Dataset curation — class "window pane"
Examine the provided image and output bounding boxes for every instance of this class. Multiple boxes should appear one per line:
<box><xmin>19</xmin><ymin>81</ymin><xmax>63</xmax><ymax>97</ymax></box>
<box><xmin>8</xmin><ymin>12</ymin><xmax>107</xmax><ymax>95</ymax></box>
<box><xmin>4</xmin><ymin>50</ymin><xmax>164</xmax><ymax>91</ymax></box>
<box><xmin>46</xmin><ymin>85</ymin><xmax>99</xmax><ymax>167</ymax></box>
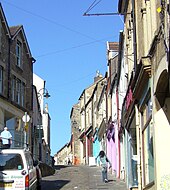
<box><xmin>147</xmin><ymin>99</ymin><xmax>152</xmax><ymax>118</ymax></box>
<box><xmin>143</xmin><ymin>121</ymin><xmax>154</xmax><ymax>185</ymax></box>
<box><xmin>16</xmin><ymin>79</ymin><xmax>21</xmax><ymax>104</ymax></box>
<box><xmin>16</xmin><ymin>41</ymin><xmax>21</xmax><ymax>67</ymax></box>
<box><xmin>21</xmin><ymin>82</ymin><xmax>25</xmax><ymax>106</ymax></box>
<box><xmin>11</xmin><ymin>78</ymin><xmax>16</xmax><ymax>101</ymax></box>
<box><xmin>0</xmin><ymin>153</ymin><xmax>23</xmax><ymax>170</ymax></box>
<box><xmin>11</xmin><ymin>77</ymin><xmax>25</xmax><ymax>106</ymax></box>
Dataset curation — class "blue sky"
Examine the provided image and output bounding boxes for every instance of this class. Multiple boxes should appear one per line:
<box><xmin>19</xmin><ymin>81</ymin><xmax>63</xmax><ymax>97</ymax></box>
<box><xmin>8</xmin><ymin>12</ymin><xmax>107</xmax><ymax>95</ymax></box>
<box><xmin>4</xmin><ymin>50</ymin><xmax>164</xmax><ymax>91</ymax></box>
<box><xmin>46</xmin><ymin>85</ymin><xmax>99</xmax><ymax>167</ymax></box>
<box><xmin>1</xmin><ymin>0</ymin><xmax>123</xmax><ymax>155</ymax></box>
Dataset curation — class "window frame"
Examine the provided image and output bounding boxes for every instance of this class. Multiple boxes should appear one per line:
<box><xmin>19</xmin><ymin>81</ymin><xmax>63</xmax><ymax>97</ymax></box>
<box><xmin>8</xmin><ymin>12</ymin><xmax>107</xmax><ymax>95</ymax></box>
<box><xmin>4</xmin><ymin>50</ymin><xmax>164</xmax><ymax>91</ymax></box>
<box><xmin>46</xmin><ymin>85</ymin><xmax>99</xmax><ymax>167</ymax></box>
<box><xmin>16</xmin><ymin>40</ymin><xmax>22</xmax><ymax>68</ymax></box>
<box><xmin>11</xmin><ymin>76</ymin><xmax>25</xmax><ymax>107</ymax></box>
<box><xmin>21</xmin><ymin>82</ymin><xmax>25</xmax><ymax>107</ymax></box>
<box><xmin>25</xmin><ymin>153</ymin><xmax>33</xmax><ymax>169</ymax></box>
<box><xmin>141</xmin><ymin>98</ymin><xmax>154</xmax><ymax>187</ymax></box>
<box><xmin>16</xmin><ymin>78</ymin><xmax>21</xmax><ymax>104</ymax></box>
<box><xmin>0</xmin><ymin>153</ymin><xmax>24</xmax><ymax>170</ymax></box>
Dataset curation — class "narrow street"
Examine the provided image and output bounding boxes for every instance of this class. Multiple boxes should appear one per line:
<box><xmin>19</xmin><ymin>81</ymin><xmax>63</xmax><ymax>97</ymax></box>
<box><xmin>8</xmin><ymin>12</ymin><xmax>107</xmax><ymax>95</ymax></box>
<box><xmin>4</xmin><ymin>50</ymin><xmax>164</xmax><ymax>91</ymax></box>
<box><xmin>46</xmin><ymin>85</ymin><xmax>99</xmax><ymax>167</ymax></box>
<box><xmin>42</xmin><ymin>165</ymin><xmax>127</xmax><ymax>190</ymax></box>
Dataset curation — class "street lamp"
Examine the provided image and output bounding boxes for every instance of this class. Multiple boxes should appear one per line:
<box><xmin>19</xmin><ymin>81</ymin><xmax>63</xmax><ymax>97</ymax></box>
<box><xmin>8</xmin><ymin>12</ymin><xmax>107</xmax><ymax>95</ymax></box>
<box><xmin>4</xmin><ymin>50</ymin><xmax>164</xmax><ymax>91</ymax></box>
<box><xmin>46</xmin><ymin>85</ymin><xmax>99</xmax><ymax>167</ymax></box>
<box><xmin>38</xmin><ymin>88</ymin><xmax>51</xmax><ymax>99</ymax></box>
<box><xmin>37</xmin><ymin>87</ymin><xmax>50</xmax><ymax>162</ymax></box>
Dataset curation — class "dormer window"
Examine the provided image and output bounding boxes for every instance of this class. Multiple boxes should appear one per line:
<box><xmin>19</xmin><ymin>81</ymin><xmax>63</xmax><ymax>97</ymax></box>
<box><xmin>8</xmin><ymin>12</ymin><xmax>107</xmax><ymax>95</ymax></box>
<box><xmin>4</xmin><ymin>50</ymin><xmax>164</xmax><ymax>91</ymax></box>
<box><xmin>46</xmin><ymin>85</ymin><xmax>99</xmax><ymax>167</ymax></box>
<box><xmin>16</xmin><ymin>40</ymin><xmax>22</xmax><ymax>68</ymax></box>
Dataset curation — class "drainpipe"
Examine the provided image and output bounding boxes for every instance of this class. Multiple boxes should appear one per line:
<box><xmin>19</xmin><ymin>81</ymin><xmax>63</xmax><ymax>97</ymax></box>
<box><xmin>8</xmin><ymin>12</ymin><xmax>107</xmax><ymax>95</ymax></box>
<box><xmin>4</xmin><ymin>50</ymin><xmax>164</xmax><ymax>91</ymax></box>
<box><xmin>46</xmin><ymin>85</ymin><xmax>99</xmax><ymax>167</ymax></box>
<box><xmin>7</xmin><ymin>39</ymin><xmax>11</xmax><ymax>99</ymax></box>
<box><xmin>84</xmin><ymin>92</ymin><xmax>88</xmax><ymax>165</ymax></box>
<box><xmin>92</xmin><ymin>94</ymin><xmax>94</xmax><ymax>157</ymax></box>
<box><xmin>132</xmin><ymin>0</ymin><xmax>137</xmax><ymax>72</ymax></box>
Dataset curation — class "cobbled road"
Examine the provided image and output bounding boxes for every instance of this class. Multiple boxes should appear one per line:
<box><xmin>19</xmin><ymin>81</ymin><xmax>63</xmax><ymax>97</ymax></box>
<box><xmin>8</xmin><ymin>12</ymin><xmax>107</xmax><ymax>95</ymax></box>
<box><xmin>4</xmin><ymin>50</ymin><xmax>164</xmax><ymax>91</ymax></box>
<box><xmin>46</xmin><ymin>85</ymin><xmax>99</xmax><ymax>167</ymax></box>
<box><xmin>42</xmin><ymin>165</ymin><xmax>127</xmax><ymax>190</ymax></box>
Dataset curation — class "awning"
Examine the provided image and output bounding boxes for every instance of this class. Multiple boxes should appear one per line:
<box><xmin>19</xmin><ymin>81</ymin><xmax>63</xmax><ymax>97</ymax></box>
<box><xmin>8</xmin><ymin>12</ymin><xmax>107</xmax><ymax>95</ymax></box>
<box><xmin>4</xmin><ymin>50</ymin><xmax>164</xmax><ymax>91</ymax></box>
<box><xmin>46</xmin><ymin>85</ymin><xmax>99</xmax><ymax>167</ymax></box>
<box><xmin>85</xmin><ymin>126</ymin><xmax>92</xmax><ymax>137</ymax></box>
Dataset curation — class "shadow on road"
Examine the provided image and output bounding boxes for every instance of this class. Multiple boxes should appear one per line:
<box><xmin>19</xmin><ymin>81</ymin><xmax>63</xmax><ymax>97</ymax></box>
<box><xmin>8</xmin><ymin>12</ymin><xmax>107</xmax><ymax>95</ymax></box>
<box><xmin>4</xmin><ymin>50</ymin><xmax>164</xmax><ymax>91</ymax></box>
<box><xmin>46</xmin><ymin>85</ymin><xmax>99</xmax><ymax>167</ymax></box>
<box><xmin>42</xmin><ymin>179</ymin><xmax>70</xmax><ymax>190</ymax></box>
<box><xmin>53</xmin><ymin>165</ymin><xmax>72</xmax><ymax>171</ymax></box>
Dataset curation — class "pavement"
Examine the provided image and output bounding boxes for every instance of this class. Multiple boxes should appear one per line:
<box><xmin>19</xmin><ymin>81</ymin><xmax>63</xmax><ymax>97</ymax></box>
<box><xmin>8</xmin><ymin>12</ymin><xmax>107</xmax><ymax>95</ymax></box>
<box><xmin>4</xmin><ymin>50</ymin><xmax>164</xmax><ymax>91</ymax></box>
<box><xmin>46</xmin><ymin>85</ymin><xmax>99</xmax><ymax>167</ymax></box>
<box><xmin>42</xmin><ymin>165</ymin><xmax>127</xmax><ymax>190</ymax></box>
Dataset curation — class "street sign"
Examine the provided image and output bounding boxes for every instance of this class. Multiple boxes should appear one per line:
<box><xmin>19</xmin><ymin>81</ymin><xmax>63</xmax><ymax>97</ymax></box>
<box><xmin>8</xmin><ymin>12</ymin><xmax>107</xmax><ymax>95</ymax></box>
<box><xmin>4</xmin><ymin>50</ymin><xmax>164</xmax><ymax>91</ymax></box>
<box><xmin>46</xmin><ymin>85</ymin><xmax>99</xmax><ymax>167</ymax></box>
<box><xmin>22</xmin><ymin>112</ymin><xmax>30</xmax><ymax>123</ymax></box>
<box><xmin>24</xmin><ymin>123</ymin><xmax>29</xmax><ymax>132</ymax></box>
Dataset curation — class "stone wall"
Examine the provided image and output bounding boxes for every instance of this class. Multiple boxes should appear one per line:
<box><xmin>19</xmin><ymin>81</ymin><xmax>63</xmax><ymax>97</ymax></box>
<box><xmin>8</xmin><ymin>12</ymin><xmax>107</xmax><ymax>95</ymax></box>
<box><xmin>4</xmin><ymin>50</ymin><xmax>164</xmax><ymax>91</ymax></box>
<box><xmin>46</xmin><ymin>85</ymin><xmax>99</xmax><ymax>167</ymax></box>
<box><xmin>39</xmin><ymin>162</ymin><xmax>55</xmax><ymax>177</ymax></box>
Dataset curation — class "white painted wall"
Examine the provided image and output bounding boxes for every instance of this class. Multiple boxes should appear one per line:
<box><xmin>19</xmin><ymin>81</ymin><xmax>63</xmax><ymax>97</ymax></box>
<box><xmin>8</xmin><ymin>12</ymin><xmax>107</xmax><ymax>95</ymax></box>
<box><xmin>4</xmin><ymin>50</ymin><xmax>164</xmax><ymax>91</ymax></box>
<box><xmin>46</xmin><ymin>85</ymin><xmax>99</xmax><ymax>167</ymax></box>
<box><xmin>154</xmin><ymin>107</ymin><xmax>170</xmax><ymax>189</ymax></box>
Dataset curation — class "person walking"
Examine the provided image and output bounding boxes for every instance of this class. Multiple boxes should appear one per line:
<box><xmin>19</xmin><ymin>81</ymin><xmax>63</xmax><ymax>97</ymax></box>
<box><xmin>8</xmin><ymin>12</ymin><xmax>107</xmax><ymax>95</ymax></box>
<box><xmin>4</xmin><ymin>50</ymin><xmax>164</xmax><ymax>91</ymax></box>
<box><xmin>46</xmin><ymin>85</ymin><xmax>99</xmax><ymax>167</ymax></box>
<box><xmin>96</xmin><ymin>150</ymin><xmax>112</xmax><ymax>183</ymax></box>
<box><xmin>0</xmin><ymin>126</ymin><xmax>12</xmax><ymax>149</ymax></box>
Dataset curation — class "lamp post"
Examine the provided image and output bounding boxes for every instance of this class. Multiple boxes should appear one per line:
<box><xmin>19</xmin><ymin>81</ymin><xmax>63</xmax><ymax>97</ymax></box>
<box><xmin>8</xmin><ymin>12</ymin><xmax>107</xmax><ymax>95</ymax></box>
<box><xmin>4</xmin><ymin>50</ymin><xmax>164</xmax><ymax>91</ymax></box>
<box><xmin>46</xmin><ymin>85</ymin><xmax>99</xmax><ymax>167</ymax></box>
<box><xmin>22</xmin><ymin>112</ymin><xmax>30</xmax><ymax>149</ymax></box>
<box><xmin>37</xmin><ymin>124</ymin><xmax>43</xmax><ymax>161</ymax></box>
<box><xmin>37</xmin><ymin>87</ymin><xmax>50</xmax><ymax>162</ymax></box>
<box><xmin>37</xmin><ymin>88</ymin><xmax>50</xmax><ymax>100</ymax></box>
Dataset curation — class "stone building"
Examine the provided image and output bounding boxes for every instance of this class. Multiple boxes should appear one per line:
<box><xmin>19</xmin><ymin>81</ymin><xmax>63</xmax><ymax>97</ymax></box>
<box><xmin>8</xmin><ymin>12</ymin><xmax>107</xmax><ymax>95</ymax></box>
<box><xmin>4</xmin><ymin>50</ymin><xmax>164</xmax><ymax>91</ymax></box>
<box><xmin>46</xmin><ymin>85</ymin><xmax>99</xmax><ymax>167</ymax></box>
<box><xmin>54</xmin><ymin>142</ymin><xmax>71</xmax><ymax>165</ymax></box>
<box><xmin>0</xmin><ymin>3</ymin><xmax>35</xmax><ymax>149</ymax></box>
<box><xmin>32</xmin><ymin>85</ymin><xmax>42</xmax><ymax>160</ymax></box>
<box><xmin>78</xmin><ymin>73</ymin><xmax>104</xmax><ymax>165</ymax></box>
<box><xmin>106</xmin><ymin>42</ymin><xmax>121</xmax><ymax>178</ymax></box>
<box><xmin>70</xmin><ymin>102</ymin><xmax>81</xmax><ymax>165</ymax></box>
<box><xmin>119</xmin><ymin>0</ymin><xmax>170</xmax><ymax>189</ymax></box>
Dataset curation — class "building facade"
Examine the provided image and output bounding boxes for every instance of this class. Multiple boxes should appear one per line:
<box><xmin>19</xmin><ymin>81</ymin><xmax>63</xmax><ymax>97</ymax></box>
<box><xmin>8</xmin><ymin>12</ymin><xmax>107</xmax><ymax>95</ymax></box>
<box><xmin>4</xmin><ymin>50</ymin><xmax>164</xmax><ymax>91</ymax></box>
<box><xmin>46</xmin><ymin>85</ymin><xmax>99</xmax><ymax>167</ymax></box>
<box><xmin>54</xmin><ymin>1</ymin><xmax>170</xmax><ymax>190</ymax></box>
<box><xmin>119</xmin><ymin>0</ymin><xmax>170</xmax><ymax>189</ymax></box>
<box><xmin>33</xmin><ymin>73</ymin><xmax>51</xmax><ymax>164</ymax></box>
<box><xmin>70</xmin><ymin>103</ymin><xmax>81</xmax><ymax>165</ymax></box>
<box><xmin>0</xmin><ymin>3</ymin><xmax>34</xmax><ymax>149</ymax></box>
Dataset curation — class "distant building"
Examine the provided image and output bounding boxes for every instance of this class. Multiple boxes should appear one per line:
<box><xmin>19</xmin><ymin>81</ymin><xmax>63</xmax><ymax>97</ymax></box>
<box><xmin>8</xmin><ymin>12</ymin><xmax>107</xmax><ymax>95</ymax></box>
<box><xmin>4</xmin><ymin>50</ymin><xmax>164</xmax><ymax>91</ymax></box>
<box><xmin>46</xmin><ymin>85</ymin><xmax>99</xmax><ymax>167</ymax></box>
<box><xmin>54</xmin><ymin>142</ymin><xmax>72</xmax><ymax>165</ymax></box>
<box><xmin>70</xmin><ymin>103</ymin><xmax>81</xmax><ymax>165</ymax></box>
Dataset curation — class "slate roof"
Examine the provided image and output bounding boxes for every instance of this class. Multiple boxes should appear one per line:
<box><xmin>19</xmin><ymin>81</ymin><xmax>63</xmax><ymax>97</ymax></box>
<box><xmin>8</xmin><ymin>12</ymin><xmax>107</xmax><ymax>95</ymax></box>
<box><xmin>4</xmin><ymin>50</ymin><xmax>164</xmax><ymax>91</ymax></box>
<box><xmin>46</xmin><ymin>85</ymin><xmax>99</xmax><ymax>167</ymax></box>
<box><xmin>9</xmin><ymin>25</ymin><xmax>33</xmax><ymax>59</ymax></box>
<box><xmin>0</xmin><ymin>4</ymin><xmax>35</xmax><ymax>62</ymax></box>
<box><xmin>0</xmin><ymin>3</ymin><xmax>11</xmax><ymax>37</ymax></box>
